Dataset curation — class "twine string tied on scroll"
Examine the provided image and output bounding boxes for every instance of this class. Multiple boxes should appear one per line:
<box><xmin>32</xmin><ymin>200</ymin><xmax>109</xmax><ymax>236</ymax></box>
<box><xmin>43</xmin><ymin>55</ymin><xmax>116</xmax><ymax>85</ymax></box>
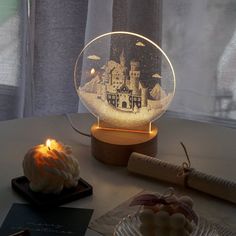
<box><xmin>127</xmin><ymin>143</ymin><xmax>236</xmax><ymax>204</ymax></box>
<box><xmin>177</xmin><ymin>142</ymin><xmax>194</xmax><ymax>187</ymax></box>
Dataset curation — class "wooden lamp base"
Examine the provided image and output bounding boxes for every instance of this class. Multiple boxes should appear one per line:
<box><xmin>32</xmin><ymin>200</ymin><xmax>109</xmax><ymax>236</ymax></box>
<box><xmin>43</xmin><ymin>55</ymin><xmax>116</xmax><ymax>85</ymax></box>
<box><xmin>91</xmin><ymin>123</ymin><xmax>158</xmax><ymax>166</ymax></box>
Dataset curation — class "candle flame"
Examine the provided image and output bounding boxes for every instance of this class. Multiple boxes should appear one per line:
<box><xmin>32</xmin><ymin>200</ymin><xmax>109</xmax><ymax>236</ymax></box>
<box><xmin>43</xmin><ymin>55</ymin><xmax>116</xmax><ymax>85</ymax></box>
<box><xmin>90</xmin><ymin>68</ymin><xmax>95</xmax><ymax>75</ymax></box>
<box><xmin>46</xmin><ymin>139</ymin><xmax>51</xmax><ymax>150</ymax></box>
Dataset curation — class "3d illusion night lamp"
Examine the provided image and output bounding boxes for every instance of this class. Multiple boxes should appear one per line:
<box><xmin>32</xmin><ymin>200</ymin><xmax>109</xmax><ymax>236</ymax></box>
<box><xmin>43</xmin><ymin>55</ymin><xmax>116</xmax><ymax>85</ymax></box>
<box><xmin>74</xmin><ymin>32</ymin><xmax>175</xmax><ymax>166</ymax></box>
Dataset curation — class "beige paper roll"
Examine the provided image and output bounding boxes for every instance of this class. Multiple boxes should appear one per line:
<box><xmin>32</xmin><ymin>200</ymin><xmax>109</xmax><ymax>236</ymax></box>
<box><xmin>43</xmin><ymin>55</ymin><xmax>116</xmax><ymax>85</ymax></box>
<box><xmin>127</xmin><ymin>152</ymin><xmax>187</xmax><ymax>186</ymax></box>
<box><xmin>127</xmin><ymin>152</ymin><xmax>236</xmax><ymax>204</ymax></box>
<box><xmin>188</xmin><ymin>170</ymin><xmax>236</xmax><ymax>204</ymax></box>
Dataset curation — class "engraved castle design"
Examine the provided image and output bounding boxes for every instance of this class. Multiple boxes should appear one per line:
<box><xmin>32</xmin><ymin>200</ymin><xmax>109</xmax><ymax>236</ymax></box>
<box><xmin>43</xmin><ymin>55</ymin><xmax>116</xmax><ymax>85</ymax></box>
<box><xmin>97</xmin><ymin>50</ymin><xmax>148</xmax><ymax>112</ymax></box>
<box><xmin>79</xmin><ymin>50</ymin><xmax>167</xmax><ymax>113</ymax></box>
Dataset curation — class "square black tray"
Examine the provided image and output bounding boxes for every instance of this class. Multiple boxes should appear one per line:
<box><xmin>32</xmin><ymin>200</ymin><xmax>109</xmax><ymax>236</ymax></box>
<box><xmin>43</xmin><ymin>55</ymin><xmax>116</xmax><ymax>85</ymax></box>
<box><xmin>12</xmin><ymin>176</ymin><xmax>93</xmax><ymax>207</ymax></box>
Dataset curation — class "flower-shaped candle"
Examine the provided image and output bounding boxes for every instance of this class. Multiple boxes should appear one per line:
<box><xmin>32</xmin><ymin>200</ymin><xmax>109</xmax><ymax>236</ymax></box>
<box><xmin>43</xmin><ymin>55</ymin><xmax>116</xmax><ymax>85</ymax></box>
<box><xmin>23</xmin><ymin>139</ymin><xmax>80</xmax><ymax>194</ymax></box>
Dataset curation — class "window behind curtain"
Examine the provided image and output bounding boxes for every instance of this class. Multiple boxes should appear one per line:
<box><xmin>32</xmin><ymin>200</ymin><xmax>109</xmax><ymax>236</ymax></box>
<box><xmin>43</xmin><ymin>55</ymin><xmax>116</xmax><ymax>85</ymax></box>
<box><xmin>0</xmin><ymin>0</ymin><xmax>28</xmax><ymax>120</ymax></box>
<box><xmin>163</xmin><ymin>0</ymin><xmax>236</xmax><ymax>127</ymax></box>
<box><xmin>0</xmin><ymin>0</ymin><xmax>20</xmax><ymax>86</ymax></box>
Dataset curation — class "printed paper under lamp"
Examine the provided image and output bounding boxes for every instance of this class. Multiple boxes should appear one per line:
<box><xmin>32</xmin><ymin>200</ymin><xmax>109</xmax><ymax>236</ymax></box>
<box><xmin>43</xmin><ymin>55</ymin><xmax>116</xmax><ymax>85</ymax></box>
<box><xmin>74</xmin><ymin>31</ymin><xmax>176</xmax><ymax>165</ymax></box>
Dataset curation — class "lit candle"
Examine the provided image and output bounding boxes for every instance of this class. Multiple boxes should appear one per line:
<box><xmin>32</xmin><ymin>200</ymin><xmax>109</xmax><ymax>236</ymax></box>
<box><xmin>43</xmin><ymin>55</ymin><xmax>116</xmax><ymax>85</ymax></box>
<box><xmin>23</xmin><ymin>139</ymin><xmax>80</xmax><ymax>194</ymax></box>
<box><xmin>46</xmin><ymin>139</ymin><xmax>51</xmax><ymax>150</ymax></box>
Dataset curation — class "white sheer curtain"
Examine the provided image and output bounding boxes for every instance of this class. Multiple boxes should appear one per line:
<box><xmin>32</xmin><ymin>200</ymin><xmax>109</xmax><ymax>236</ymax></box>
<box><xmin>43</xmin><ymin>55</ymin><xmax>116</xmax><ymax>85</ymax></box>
<box><xmin>163</xmin><ymin>0</ymin><xmax>236</xmax><ymax>127</ymax></box>
<box><xmin>217</xmin><ymin>27</ymin><xmax>236</xmax><ymax>119</ymax></box>
<box><xmin>1</xmin><ymin>0</ymin><xmax>236</xmax><ymax>128</ymax></box>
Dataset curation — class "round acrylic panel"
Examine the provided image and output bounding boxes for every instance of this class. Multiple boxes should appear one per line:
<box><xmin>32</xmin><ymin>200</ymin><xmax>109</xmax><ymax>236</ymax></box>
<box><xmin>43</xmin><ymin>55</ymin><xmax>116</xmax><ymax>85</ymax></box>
<box><xmin>74</xmin><ymin>31</ymin><xmax>175</xmax><ymax>129</ymax></box>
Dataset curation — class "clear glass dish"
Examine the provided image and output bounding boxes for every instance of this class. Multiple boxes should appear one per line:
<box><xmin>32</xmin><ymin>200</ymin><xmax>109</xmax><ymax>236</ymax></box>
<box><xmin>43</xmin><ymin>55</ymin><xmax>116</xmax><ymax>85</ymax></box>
<box><xmin>113</xmin><ymin>213</ymin><xmax>221</xmax><ymax>236</ymax></box>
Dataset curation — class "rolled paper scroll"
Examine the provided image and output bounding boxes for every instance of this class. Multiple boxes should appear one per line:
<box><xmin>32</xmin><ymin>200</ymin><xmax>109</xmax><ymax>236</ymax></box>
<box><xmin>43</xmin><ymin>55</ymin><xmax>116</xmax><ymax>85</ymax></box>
<box><xmin>127</xmin><ymin>152</ymin><xmax>236</xmax><ymax>204</ymax></box>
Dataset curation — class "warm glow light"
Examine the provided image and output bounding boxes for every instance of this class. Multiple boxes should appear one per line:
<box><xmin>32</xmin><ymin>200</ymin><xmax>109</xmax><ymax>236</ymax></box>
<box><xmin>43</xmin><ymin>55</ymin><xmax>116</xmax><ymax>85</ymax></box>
<box><xmin>96</xmin><ymin>126</ymin><xmax>151</xmax><ymax>134</ymax></box>
<box><xmin>90</xmin><ymin>68</ymin><xmax>96</xmax><ymax>75</ymax></box>
<box><xmin>46</xmin><ymin>139</ymin><xmax>51</xmax><ymax>150</ymax></box>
